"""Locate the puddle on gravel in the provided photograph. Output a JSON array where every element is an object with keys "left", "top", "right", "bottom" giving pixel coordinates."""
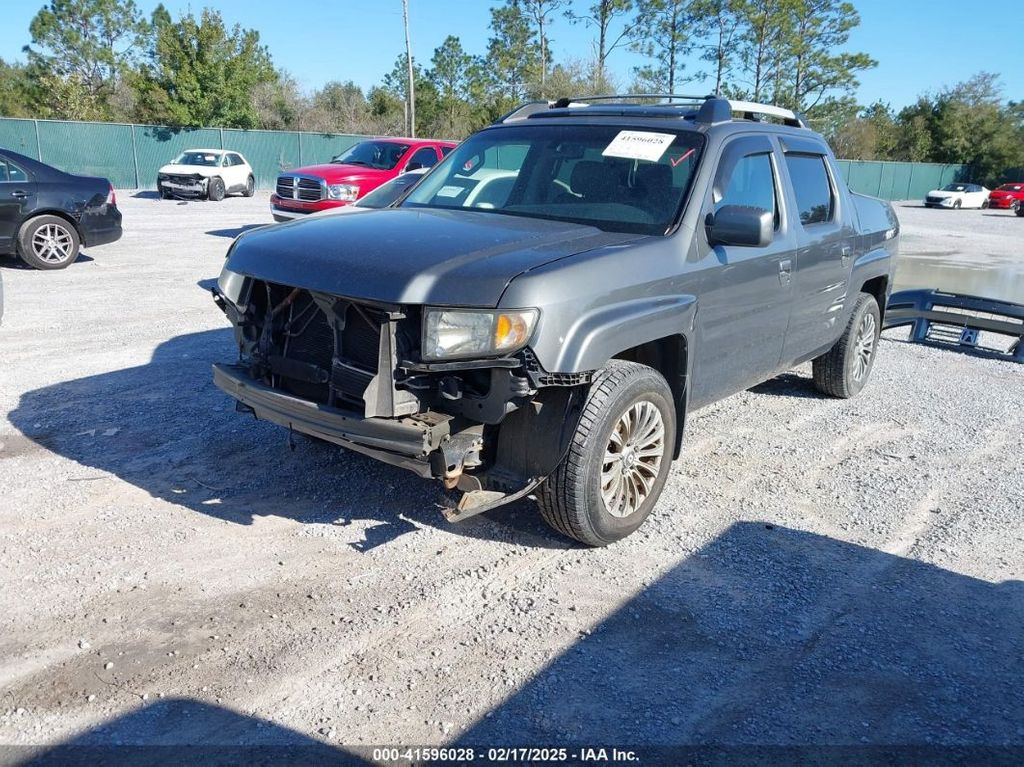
[{"left": 894, "top": 253, "right": 1024, "bottom": 305}]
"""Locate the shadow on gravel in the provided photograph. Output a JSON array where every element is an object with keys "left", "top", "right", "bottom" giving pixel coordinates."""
[
  {"left": 458, "top": 522, "right": 1024, "bottom": 747},
  {"left": 24, "top": 524, "right": 1024, "bottom": 759},
  {"left": 206, "top": 224, "right": 268, "bottom": 239},
  {"left": 0, "top": 253, "right": 94, "bottom": 270},
  {"left": 748, "top": 372, "right": 822, "bottom": 399},
  {"left": 130, "top": 191, "right": 160, "bottom": 199},
  {"left": 22, "top": 698, "right": 368, "bottom": 765},
  {"left": 8, "top": 328, "right": 568, "bottom": 550}
]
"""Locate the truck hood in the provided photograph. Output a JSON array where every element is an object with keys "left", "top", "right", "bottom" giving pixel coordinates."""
[
  {"left": 285, "top": 163, "right": 390, "bottom": 183},
  {"left": 225, "top": 208, "right": 642, "bottom": 306},
  {"left": 159, "top": 163, "right": 222, "bottom": 177}
]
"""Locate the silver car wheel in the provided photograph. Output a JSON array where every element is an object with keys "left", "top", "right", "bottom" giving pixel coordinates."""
[
  {"left": 851, "top": 311, "right": 877, "bottom": 382},
  {"left": 601, "top": 400, "right": 665, "bottom": 518},
  {"left": 31, "top": 223, "right": 75, "bottom": 264}
]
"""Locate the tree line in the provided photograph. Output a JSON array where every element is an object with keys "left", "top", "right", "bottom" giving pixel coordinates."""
[{"left": 0, "top": 0, "right": 1021, "bottom": 184}]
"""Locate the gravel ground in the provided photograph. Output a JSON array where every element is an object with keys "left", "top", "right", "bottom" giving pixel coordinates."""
[{"left": 0, "top": 195, "right": 1021, "bottom": 753}]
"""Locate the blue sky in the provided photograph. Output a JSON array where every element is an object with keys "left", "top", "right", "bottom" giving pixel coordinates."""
[{"left": 0, "top": 0, "right": 1017, "bottom": 110}]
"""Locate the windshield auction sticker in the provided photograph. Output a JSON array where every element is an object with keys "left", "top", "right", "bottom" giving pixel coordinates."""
[{"left": 602, "top": 131, "right": 676, "bottom": 162}]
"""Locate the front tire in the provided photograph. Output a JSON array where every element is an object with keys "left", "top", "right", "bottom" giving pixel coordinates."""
[
  {"left": 537, "top": 360, "right": 676, "bottom": 546},
  {"left": 17, "top": 215, "right": 81, "bottom": 270},
  {"left": 812, "top": 293, "right": 881, "bottom": 398},
  {"left": 207, "top": 177, "right": 226, "bottom": 202},
  {"left": 952, "top": 199, "right": 962, "bottom": 209}
]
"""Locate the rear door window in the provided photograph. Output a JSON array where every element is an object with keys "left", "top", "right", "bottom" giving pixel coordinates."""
[
  {"left": 407, "top": 147, "right": 439, "bottom": 170},
  {"left": 785, "top": 153, "right": 834, "bottom": 225},
  {"left": 1, "top": 159, "right": 28, "bottom": 182}
]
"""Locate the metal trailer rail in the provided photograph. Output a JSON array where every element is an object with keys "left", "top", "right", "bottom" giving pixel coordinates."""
[{"left": 883, "top": 289, "right": 1024, "bottom": 363}]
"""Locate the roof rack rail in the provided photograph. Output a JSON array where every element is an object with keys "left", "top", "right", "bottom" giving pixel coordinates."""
[
  {"left": 556, "top": 93, "right": 715, "bottom": 106},
  {"left": 495, "top": 94, "right": 808, "bottom": 129}
]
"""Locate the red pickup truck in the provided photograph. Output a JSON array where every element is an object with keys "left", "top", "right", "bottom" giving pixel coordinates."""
[{"left": 271, "top": 137, "right": 456, "bottom": 221}]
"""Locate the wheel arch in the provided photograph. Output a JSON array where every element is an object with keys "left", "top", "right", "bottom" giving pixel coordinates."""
[
  {"left": 860, "top": 274, "right": 890, "bottom": 317},
  {"left": 18, "top": 209, "right": 82, "bottom": 239},
  {"left": 612, "top": 334, "right": 690, "bottom": 459}
]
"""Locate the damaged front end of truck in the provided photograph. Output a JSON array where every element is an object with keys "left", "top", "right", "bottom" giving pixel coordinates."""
[{"left": 211, "top": 265, "right": 586, "bottom": 521}]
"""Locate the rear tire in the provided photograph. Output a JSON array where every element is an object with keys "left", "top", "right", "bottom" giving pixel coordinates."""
[
  {"left": 17, "top": 215, "right": 81, "bottom": 270},
  {"left": 537, "top": 360, "right": 676, "bottom": 547},
  {"left": 812, "top": 293, "right": 881, "bottom": 398},
  {"left": 207, "top": 177, "right": 225, "bottom": 202},
  {"left": 242, "top": 175, "right": 255, "bottom": 197}
]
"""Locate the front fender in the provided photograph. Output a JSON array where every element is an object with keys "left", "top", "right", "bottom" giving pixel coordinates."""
[{"left": 535, "top": 295, "right": 697, "bottom": 373}]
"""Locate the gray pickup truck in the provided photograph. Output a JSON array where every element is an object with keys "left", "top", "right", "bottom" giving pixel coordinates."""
[{"left": 213, "top": 95, "right": 899, "bottom": 546}]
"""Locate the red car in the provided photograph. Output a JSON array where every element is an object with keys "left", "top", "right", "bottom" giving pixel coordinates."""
[
  {"left": 987, "top": 182, "right": 1024, "bottom": 210},
  {"left": 271, "top": 137, "right": 456, "bottom": 221}
]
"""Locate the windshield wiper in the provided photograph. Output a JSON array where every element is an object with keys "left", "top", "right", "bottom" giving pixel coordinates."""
[{"left": 337, "top": 159, "right": 370, "bottom": 166}]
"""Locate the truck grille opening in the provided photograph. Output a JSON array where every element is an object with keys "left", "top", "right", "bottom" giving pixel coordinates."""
[
  {"left": 276, "top": 175, "right": 323, "bottom": 202},
  {"left": 267, "top": 290, "right": 383, "bottom": 409}
]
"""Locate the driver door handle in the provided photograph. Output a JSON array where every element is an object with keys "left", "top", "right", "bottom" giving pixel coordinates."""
[{"left": 11, "top": 190, "right": 31, "bottom": 199}]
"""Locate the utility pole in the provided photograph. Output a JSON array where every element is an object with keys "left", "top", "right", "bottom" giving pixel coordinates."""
[{"left": 402, "top": 0, "right": 416, "bottom": 138}]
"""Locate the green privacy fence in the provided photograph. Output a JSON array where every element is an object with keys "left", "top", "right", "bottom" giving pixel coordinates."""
[
  {"left": 0, "top": 117, "right": 365, "bottom": 190},
  {"left": 834, "top": 159, "right": 967, "bottom": 201},
  {"left": 0, "top": 116, "right": 971, "bottom": 199}
]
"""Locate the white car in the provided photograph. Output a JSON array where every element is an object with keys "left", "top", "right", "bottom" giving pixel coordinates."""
[
  {"left": 157, "top": 149, "right": 255, "bottom": 201},
  {"left": 924, "top": 182, "right": 990, "bottom": 209}
]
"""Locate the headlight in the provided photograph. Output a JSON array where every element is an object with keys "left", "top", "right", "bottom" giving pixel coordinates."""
[
  {"left": 422, "top": 308, "right": 539, "bottom": 360},
  {"left": 216, "top": 265, "right": 246, "bottom": 305},
  {"left": 327, "top": 183, "right": 359, "bottom": 202}
]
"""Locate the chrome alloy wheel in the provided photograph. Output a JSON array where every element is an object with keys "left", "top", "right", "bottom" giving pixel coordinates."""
[
  {"left": 31, "top": 223, "right": 74, "bottom": 264},
  {"left": 601, "top": 400, "right": 666, "bottom": 518},
  {"left": 851, "top": 311, "right": 877, "bottom": 382}
]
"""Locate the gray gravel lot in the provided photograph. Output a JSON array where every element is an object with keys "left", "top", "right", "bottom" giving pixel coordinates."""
[{"left": 0, "top": 194, "right": 1021, "bottom": 752}]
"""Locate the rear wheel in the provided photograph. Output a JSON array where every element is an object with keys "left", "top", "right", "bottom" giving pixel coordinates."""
[
  {"left": 812, "top": 293, "right": 881, "bottom": 398},
  {"left": 537, "top": 360, "right": 676, "bottom": 546},
  {"left": 207, "top": 177, "right": 226, "bottom": 202},
  {"left": 981, "top": 199, "right": 989, "bottom": 209},
  {"left": 17, "top": 215, "right": 81, "bottom": 270},
  {"left": 242, "top": 175, "right": 255, "bottom": 197}
]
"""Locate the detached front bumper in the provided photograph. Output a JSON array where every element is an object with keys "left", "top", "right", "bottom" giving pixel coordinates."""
[{"left": 213, "top": 363, "right": 453, "bottom": 478}]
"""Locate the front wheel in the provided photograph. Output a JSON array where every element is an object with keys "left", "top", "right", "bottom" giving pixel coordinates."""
[
  {"left": 207, "top": 177, "right": 226, "bottom": 202},
  {"left": 17, "top": 215, "right": 81, "bottom": 270},
  {"left": 812, "top": 293, "right": 881, "bottom": 398},
  {"left": 952, "top": 199, "right": 962, "bottom": 209},
  {"left": 537, "top": 360, "right": 676, "bottom": 546}
]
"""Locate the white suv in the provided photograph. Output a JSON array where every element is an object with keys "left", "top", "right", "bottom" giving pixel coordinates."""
[{"left": 157, "top": 149, "right": 255, "bottom": 201}]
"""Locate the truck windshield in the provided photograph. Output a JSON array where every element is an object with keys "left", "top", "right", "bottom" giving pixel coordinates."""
[
  {"left": 400, "top": 124, "right": 703, "bottom": 235},
  {"left": 332, "top": 141, "right": 411, "bottom": 170}
]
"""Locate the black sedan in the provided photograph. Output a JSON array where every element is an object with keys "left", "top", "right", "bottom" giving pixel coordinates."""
[{"left": 0, "top": 149, "right": 122, "bottom": 270}]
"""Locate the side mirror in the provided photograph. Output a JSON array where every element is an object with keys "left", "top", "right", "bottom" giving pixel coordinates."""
[{"left": 708, "top": 205, "right": 773, "bottom": 247}]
